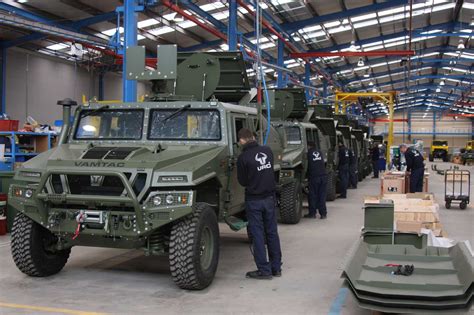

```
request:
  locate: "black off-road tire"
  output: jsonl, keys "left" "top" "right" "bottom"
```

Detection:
{"left": 326, "top": 171, "right": 337, "bottom": 201}
{"left": 11, "top": 213, "right": 70, "bottom": 277}
{"left": 279, "top": 181, "right": 303, "bottom": 224}
{"left": 169, "top": 203, "right": 219, "bottom": 290}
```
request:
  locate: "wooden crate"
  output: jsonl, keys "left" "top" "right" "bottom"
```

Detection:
{"left": 381, "top": 176, "right": 406, "bottom": 194}
{"left": 394, "top": 207, "right": 440, "bottom": 223}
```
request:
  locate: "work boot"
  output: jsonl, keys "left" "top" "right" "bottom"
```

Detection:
{"left": 320, "top": 215, "right": 327, "bottom": 219}
{"left": 246, "top": 270, "right": 272, "bottom": 280}
{"left": 303, "top": 214, "right": 316, "bottom": 218}
{"left": 272, "top": 270, "right": 282, "bottom": 277}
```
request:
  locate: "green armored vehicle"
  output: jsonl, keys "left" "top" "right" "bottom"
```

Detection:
{"left": 8, "top": 46, "right": 290, "bottom": 290}
{"left": 264, "top": 88, "right": 336, "bottom": 222}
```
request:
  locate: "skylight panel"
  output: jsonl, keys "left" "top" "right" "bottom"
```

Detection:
{"left": 260, "top": 42, "right": 276, "bottom": 49}
{"left": 350, "top": 13, "right": 376, "bottom": 22}
{"left": 327, "top": 25, "right": 352, "bottom": 34}
{"left": 324, "top": 21, "right": 341, "bottom": 28}
{"left": 149, "top": 26, "right": 174, "bottom": 36}
{"left": 102, "top": 27, "right": 123, "bottom": 36}
{"left": 465, "top": 2, "right": 474, "bottom": 10}
{"left": 200, "top": 2, "right": 225, "bottom": 12}
{"left": 363, "top": 45, "right": 384, "bottom": 51}
{"left": 46, "top": 43, "right": 69, "bottom": 50}
{"left": 300, "top": 25, "right": 322, "bottom": 33}
{"left": 353, "top": 20, "right": 378, "bottom": 29}
{"left": 138, "top": 19, "right": 159, "bottom": 28}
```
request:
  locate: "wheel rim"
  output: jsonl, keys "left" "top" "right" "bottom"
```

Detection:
{"left": 199, "top": 226, "right": 214, "bottom": 270}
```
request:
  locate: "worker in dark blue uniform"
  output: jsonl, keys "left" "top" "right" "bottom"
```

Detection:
{"left": 304, "top": 141, "right": 327, "bottom": 219}
{"left": 349, "top": 148, "right": 358, "bottom": 189}
{"left": 371, "top": 144, "right": 380, "bottom": 178}
{"left": 337, "top": 142, "right": 350, "bottom": 199}
{"left": 237, "top": 128, "right": 282, "bottom": 280}
{"left": 400, "top": 144, "right": 425, "bottom": 193}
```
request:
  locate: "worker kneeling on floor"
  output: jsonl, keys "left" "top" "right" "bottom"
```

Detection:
{"left": 304, "top": 141, "right": 327, "bottom": 219}
{"left": 400, "top": 144, "right": 425, "bottom": 193}
{"left": 236, "top": 128, "right": 282, "bottom": 280}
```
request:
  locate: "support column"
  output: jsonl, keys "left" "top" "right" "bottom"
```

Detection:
{"left": 432, "top": 111, "right": 436, "bottom": 140}
{"left": 0, "top": 47, "right": 5, "bottom": 114}
{"left": 407, "top": 110, "right": 412, "bottom": 142}
{"left": 277, "top": 38, "right": 285, "bottom": 88}
{"left": 98, "top": 73, "right": 104, "bottom": 101}
{"left": 322, "top": 80, "right": 328, "bottom": 98}
{"left": 304, "top": 62, "right": 311, "bottom": 103}
{"left": 228, "top": 0, "right": 238, "bottom": 51}
{"left": 122, "top": 0, "right": 137, "bottom": 102}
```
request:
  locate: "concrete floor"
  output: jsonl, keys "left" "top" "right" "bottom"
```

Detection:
{"left": 0, "top": 161, "right": 472, "bottom": 315}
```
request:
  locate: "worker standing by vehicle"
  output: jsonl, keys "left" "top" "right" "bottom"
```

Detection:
{"left": 371, "top": 143, "right": 380, "bottom": 178}
{"left": 349, "top": 147, "right": 358, "bottom": 189}
{"left": 400, "top": 144, "right": 425, "bottom": 193}
{"left": 304, "top": 141, "right": 327, "bottom": 219}
{"left": 236, "top": 128, "right": 282, "bottom": 280}
{"left": 337, "top": 142, "right": 350, "bottom": 199}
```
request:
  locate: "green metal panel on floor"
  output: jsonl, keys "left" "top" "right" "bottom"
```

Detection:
{"left": 0, "top": 171, "right": 15, "bottom": 231}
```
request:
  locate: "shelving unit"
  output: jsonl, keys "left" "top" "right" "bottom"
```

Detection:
{"left": 0, "top": 131, "right": 56, "bottom": 171}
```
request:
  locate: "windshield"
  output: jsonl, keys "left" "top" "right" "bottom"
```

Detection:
{"left": 433, "top": 141, "right": 448, "bottom": 146}
{"left": 148, "top": 109, "right": 221, "bottom": 140}
{"left": 74, "top": 109, "right": 144, "bottom": 140}
{"left": 285, "top": 127, "right": 302, "bottom": 145}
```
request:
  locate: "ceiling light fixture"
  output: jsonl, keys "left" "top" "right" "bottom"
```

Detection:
{"left": 349, "top": 41, "right": 357, "bottom": 52}
{"left": 369, "top": 81, "right": 374, "bottom": 86}
{"left": 357, "top": 57, "right": 365, "bottom": 67}
{"left": 372, "top": 88, "right": 377, "bottom": 93}
{"left": 172, "top": 13, "right": 184, "bottom": 23}
{"left": 457, "top": 39, "right": 465, "bottom": 50}
{"left": 440, "top": 80, "right": 445, "bottom": 86}
{"left": 436, "top": 87, "right": 441, "bottom": 92}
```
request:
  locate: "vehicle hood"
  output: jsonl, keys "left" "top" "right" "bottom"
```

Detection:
{"left": 20, "top": 144, "right": 227, "bottom": 174}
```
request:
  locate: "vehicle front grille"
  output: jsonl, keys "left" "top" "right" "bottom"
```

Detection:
{"left": 48, "top": 173, "right": 147, "bottom": 197}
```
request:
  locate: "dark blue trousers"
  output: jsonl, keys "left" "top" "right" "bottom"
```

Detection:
{"left": 349, "top": 164, "right": 358, "bottom": 188}
{"left": 308, "top": 175, "right": 328, "bottom": 217}
{"left": 410, "top": 168, "right": 424, "bottom": 193}
{"left": 245, "top": 195, "right": 282, "bottom": 275}
{"left": 372, "top": 160, "right": 379, "bottom": 178}
{"left": 338, "top": 165, "right": 349, "bottom": 198}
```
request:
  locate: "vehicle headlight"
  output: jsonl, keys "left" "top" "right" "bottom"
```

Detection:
{"left": 20, "top": 171, "right": 41, "bottom": 178}
{"left": 147, "top": 191, "right": 192, "bottom": 208}
{"left": 24, "top": 189, "right": 33, "bottom": 198}
{"left": 152, "top": 196, "right": 162, "bottom": 206}
{"left": 165, "top": 195, "right": 174, "bottom": 205}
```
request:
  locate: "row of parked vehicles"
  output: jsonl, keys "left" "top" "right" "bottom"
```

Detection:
{"left": 8, "top": 47, "right": 372, "bottom": 290}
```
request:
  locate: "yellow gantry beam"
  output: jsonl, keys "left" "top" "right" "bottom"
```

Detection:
{"left": 334, "top": 91, "right": 396, "bottom": 165}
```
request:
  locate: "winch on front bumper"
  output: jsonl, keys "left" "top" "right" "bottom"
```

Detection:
{"left": 8, "top": 169, "right": 195, "bottom": 247}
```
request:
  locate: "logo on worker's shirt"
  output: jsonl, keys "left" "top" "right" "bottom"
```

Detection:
{"left": 255, "top": 152, "right": 271, "bottom": 171}
{"left": 413, "top": 150, "right": 420, "bottom": 157}
{"left": 312, "top": 151, "right": 322, "bottom": 161}
{"left": 345, "top": 150, "right": 349, "bottom": 157}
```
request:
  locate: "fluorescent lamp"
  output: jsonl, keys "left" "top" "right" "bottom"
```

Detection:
{"left": 357, "top": 57, "right": 365, "bottom": 67}
{"left": 440, "top": 80, "right": 445, "bottom": 86}
{"left": 349, "top": 41, "right": 357, "bottom": 52}
{"left": 372, "top": 88, "right": 377, "bottom": 92}
{"left": 457, "top": 39, "right": 465, "bottom": 50}
{"left": 369, "top": 81, "right": 374, "bottom": 86}
{"left": 436, "top": 87, "right": 441, "bottom": 92}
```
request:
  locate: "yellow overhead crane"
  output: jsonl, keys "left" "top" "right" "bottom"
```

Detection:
{"left": 334, "top": 91, "right": 397, "bottom": 165}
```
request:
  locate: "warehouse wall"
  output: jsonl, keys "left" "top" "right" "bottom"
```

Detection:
{"left": 373, "top": 111, "right": 473, "bottom": 152}
{"left": 5, "top": 48, "right": 147, "bottom": 126}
